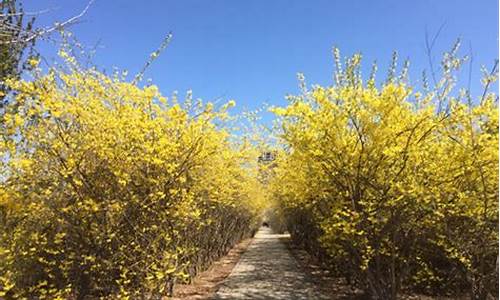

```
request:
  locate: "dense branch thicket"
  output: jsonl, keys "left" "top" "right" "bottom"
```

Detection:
{"left": 0, "top": 52, "right": 265, "bottom": 299}
{"left": 269, "top": 46, "right": 498, "bottom": 299}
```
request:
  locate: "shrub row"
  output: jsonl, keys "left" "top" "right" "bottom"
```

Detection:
{"left": 269, "top": 48, "right": 498, "bottom": 299}
{"left": 0, "top": 55, "right": 264, "bottom": 299}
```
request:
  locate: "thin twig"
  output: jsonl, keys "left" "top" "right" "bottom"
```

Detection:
{"left": 466, "top": 42, "right": 474, "bottom": 107}
{"left": 424, "top": 22, "right": 446, "bottom": 88}
{"left": 0, "top": 8, "right": 51, "bottom": 17}
{"left": 132, "top": 32, "right": 173, "bottom": 85}
{"left": 480, "top": 60, "right": 499, "bottom": 105}
{"left": 1, "top": 0, "right": 95, "bottom": 44}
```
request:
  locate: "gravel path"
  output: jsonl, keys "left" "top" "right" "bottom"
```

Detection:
{"left": 214, "top": 227, "right": 331, "bottom": 300}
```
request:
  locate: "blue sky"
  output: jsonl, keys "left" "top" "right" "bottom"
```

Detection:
{"left": 27, "top": 0, "right": 498, "bottom": 114}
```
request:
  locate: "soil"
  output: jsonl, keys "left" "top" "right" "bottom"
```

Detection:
{"left": 170, "top": 238, "right": 252, "bottom": 300}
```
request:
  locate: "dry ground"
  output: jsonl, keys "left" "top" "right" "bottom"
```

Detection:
{"left": 171, "top": 239, "right": 252, "bottom": 300}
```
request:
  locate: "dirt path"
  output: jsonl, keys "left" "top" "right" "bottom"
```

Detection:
{"left": 214, "top": 227, "right": 331, "bottom": 300}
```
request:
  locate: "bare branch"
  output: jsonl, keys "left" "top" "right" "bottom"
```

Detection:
{"left": 132, "top": 32, "right": 173, "bottom": 85}
{"left": 0, "top": 0, "right": 94, "bottom": 45}
{"left": 0, "top": 8, "right": 51, "bottom": 17}
{"left": 424, "top": 22, "right": 447, "bottom": 112}
{"left": 480, "top": 59, "right": 499, "bottom": 105}
{"left": 424, "top": 23, "right": 446, "bottom": 87}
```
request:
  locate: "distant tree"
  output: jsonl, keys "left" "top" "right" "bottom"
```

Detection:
{"left": 0, "top": 0, "right": 38, "bottom": 105}
{"left": 0, "top": 0, "right": 94, "bottom": 105}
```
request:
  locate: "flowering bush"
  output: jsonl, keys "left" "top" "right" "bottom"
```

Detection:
{"left": 0, "top": 52, "right": 265, "bottom": 299}
{"left": 269, "top": 46, "right": 498, "bottom": 299}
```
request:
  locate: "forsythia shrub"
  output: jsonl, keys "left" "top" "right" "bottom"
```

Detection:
{"left": 0, "top": 52, "right": 264, "bottom": 299}
{"left": 270, "top": 45, "right": 498, "bottom": 299}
